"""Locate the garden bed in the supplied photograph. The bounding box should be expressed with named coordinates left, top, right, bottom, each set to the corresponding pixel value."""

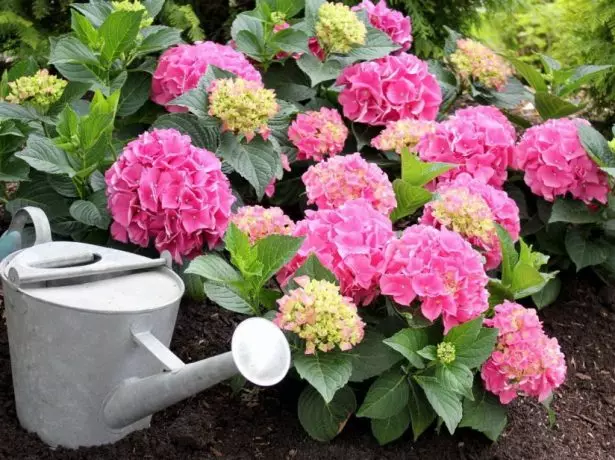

left=1, top=275, right=613, bottom=460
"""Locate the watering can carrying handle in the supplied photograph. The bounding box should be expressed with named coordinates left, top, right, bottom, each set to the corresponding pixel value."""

left=7, top=207, right=52, bottom=246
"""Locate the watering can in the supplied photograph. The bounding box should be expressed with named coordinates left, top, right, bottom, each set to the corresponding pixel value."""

left=0, top=207, right=292, bottom=448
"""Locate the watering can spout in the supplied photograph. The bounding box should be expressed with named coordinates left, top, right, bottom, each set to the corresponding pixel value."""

left=103, top=317, right=291, bottom=430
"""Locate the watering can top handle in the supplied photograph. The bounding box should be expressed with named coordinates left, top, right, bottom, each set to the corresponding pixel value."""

left=7, top=207, right=52, bottom=246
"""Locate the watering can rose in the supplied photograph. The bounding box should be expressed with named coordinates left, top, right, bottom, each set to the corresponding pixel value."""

left=105, top=128, right=235, bottom=263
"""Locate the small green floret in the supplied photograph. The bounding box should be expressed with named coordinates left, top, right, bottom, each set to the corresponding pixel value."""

left=6, top=69, right=67, bottom=110
left=315, top=2, right=366, bottom=55
left=437, top=342, right=456, bottom=364
left=270, top=11, right=286, bottom=25
left=608, top=138, right=615, bottom=154
left=112, top=0, right=153, bottom=28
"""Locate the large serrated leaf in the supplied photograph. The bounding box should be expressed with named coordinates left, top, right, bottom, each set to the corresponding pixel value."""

left=298, top=385, right=356, bottom=442
left=357, top=369, right=409, bottom=419
left=294, top=351, right=353, bottom=403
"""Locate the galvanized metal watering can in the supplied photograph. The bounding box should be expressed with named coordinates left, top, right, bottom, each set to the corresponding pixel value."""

left=0, top=207, right=292, bottom=448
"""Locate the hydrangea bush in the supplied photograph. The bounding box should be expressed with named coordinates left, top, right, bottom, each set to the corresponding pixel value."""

left=8, top=0, right=615, bottom=448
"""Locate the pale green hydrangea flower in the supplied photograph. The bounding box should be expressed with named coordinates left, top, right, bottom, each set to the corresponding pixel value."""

left=112, top=0, right=154, bottom=28
left=315, top=2, right=366, bottom=55
left=6, top=69, right=67, bottom=110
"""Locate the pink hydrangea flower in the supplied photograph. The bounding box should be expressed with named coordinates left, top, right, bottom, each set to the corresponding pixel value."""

left=288, top=108, right=348, bottom=161
left=379, top=224, right=489, bottom=332
left=151, top=41, right=262, bottom=112
left=278, top=199, right=394, bottom=306
left=105, top=128, right=235, bottom=263
left=231, top=205, right=295, bottom=244
left=420, top=173, right=520, bottom=270
left=417, top=106, right=517, bottom=188
left=481, top=301, right=567, bottom=404
left=336, top=54, right=442, bottom=126
left=514, top=118, right=610, bottom=204
left=265, top=153, right=291, bottom=198
left=352, top=0, right=412, bottom=52
left=302, top=153, right=396, bottom=215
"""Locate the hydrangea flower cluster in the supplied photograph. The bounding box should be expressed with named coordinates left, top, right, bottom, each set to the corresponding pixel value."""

left=288, top=108, right=348, bottom=161
left=208, top=78, right=278, bottom=141
left=151, top=41, right=262, bottom=112
left=352, top=0, right=412, bottom=52
left=105, top=128, right=234, bottom=263
left=302, top=153, right=396, bottom=215
left=421, top=173, right=520, bottom=270
left=450, top=39, right=512, bottom=91
left=481, top=301, right=567, bottom=404
left=278, top=199, right=394, bottom=306
left=6, top=69, right=67, bottom=109
left=308, top=37, right=326, bottom=61
left=417, top=106, right=516, bottom=188
left=379, top=225, right=489, bottom=332
left=112, top=0, right=153, bottom=27
left=371, top=119, right=436, bottom=154
left=336, top=54, right=442, bottom=126
left=315, top=2, right=367, bottom=55
left=274, top=276, right=365, bottom=354
left=514, top=118, right=610, bottom=204
left=231, top=206, right=295, bottom=244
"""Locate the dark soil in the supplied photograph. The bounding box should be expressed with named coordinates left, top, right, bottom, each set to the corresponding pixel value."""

left=1, top=275, right=614, bottom=460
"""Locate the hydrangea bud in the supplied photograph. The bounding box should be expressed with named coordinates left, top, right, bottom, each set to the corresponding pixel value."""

left=437, top=342, right=456, bottom=364
left=208, top=78, right=279, bottom=141
left=274, top=276, right=365, bottom=354
left=450, top=39, right=512, bottom=91
left=111, top=0, right=154, bottom=28
left=371, top=119, right=436, bottom=154
left=315, top=2, right=366, bottom=54
left=6, top=69, right=67, bottom=110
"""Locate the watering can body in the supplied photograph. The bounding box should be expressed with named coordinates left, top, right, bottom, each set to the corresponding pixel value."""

left=1, top=207, right=292, bottom=448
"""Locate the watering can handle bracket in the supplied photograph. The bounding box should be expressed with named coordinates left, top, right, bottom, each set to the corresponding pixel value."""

left=131, top=329, right=185, bottom=372
left=7, top=207, right=52, bottom=246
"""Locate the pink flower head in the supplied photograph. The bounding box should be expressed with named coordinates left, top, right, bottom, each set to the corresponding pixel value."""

left=371, top=119, right=436, bottom=154
left=274, top=276, right=365, bottom=354
left=481, top=301, right=567, bottom=404
left=151, top=41, right=262, bottom=112
left=336, top=54, right=442, bottom=126
left=231, top=205, right=295, bottom=244
left=379, top=224, right=489, bottom=332
left=105, top=128, right=235, bottom=263
left=302, top=153, right=396, bottom=215
left=352, top=0, right=412, bottom=52
left=514, top=118, right=610, bottom=204
left=420, top=173, right=520, bottom=270
left=278, top=199, right=395, bottom=306
left=417, top=106, right=517, bottom=188
left=288, top=108, right=348, bottom=161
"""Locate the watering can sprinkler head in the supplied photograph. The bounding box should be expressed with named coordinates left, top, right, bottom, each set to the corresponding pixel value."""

left=102, top=317, right=291, bottom=431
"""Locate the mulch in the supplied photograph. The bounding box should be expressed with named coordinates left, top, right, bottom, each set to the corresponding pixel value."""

left=0, top=273, right=614, bottom=460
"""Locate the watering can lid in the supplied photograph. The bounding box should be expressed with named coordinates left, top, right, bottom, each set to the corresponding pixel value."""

left=2, top=241, right=184, bottom=313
